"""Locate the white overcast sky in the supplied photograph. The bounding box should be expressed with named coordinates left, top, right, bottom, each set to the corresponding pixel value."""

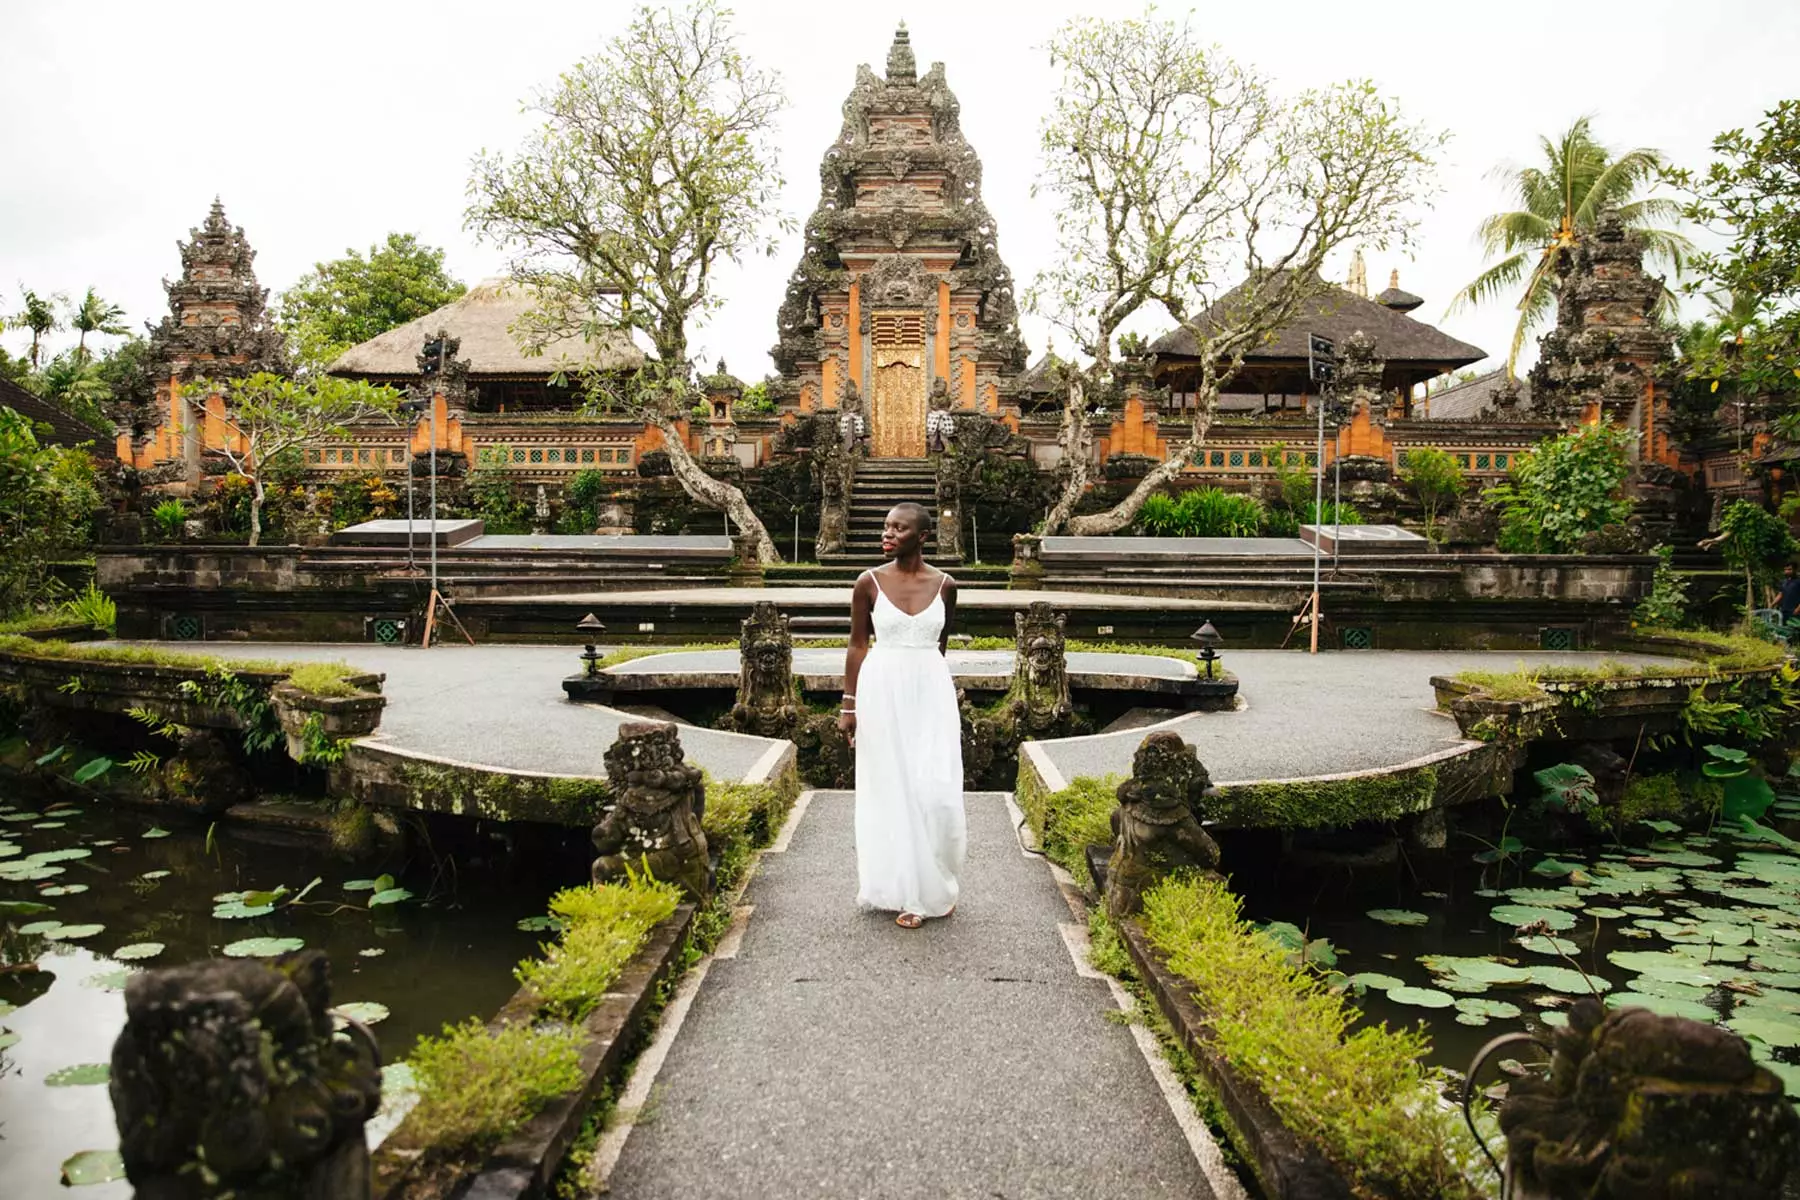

left=3, top=0, right=1796, bottom=380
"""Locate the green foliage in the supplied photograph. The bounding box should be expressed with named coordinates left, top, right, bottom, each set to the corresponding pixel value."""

left=1211, top=769, right=1438, bottom=829
left=1134, top=488, right=1264, bottom=537
left=1452, top=668, right=1551, bottom=702
left=1485, top=424, right=1635, bottom=553
left=1532, top=762, right=1600, bottom=815
left=468, top=445, right=529, bottom=533
left=516, top=876, right=684, bottom=1021
left=1449, top=115, right=1690, bottom=372
left=276, top=233, right=466, bottom=367
left=1596, top=772, right=1722, bottom=834
left=561, top=469, right=611, bottom=533
left=1399, top=446, right=1465, bottom=537
left=150, top=499, right=188, bottom=541
left=1142, top=875, right=1487, bottom=1198
left=1634, top=545, right=1692, bottom=628
left=7, top=286, right=64, bottom=368
left=1714, top=499, right=1798, bottom=613
left=0, top=406, right=100, bottom=613
left=1018, top=774, right=1121, bottom=886
left=57, top=584, right=115, bottom=634
left=283, top=661, right=367, bottom=699
left=405, top=1018, right=585, bottom=1151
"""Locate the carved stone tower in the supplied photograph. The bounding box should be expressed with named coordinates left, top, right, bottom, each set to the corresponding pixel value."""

left=124, top=199, right=286, bottom=485
left=1528, top=211, right=1680, bottom=467
left=771, top=24, right=1028, bottom=457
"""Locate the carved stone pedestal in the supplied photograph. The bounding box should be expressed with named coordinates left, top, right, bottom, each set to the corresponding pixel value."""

left=1104, top=731, right=1221, bottom=918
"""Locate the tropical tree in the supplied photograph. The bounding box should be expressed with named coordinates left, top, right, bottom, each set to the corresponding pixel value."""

left=1029, top=10, right=1443, bottom=535
left=34, top=352, right=112, bottom=429
left=1484, top=424, right=1635, bottom=553
left=8, top=287, right=64, bottom=369
left=466, top=0, right=788, bottom=561
left=197, top=373, right=400, bottom=545
left=1448, top=116, right=1693, bottom=375
left=277, top=233, right=467, bottom=368
left=69, top=287, right=128, bottom=362
left=1705, top=499, right=1798, bottom=617
left=0, top=406, right=101, bottom=614
left=1398, top=446, right=1465, bottom=539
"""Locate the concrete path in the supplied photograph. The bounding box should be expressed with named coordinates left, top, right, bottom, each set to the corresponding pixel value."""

left=483, top=584, right=1281, bottom=613
left=141, top=642, right=782, bottom=781
left=606, top=646, right=1195, bottom=682
left=1036, top=649, right=1681, bottom=786
left=601, top=791, right=1221, bottom=1199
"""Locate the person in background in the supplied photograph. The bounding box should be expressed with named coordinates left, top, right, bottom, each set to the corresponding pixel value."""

left=1778, top=563, right=1800, bottom=624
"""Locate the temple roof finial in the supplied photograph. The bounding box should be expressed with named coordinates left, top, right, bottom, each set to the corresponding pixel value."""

left=887, top=22, right=916, bottom=83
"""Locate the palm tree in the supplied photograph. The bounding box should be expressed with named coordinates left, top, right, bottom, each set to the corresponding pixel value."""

left=1448, top=116, right=1694, bottom=376
left=70, top=287, right=127, bottom=362
left=8, top=287, right=64, bottom=369
left=36, top=352, right=112, bottom=424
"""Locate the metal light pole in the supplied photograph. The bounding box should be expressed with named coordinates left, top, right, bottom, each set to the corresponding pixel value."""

left=1306, top=334, right=1336, bottom=655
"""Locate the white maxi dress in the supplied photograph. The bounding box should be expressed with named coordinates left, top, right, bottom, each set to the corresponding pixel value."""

left=854, top=571, right=966, bottom=917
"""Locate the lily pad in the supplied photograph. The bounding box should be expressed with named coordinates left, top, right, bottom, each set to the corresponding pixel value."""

left=1638, top=819, right=1682, bottom=834
left=1348, top=972, right=1405, bottom=992
left=1530, top=857, right=1586, bottom=877
left=19, top=919, right=62, bottom=935
left=1387, top=986, right=1456, bottom=1009
left=113, top=942, right=164, bottom=961
left=0, top=899, right=53, bottom=915
left=27, top=848, right=91, bottom=864
left=357, top=947, right=385, bottom=958
left=139, top=870, right=170, bottom=880
left=368, top=887, right=415, bottom=908
left=1453, top=997, right=1522, bottom=1026
left=1504, top=888, right=1585, bottom=910
left=1490, top=904, right=1577, bottom=932
left=60, top=1149, right=126, bottom=1186
left=1528, top=965, right=1610, bottom=995
left=1538, top=1011, right=1569, bottom=1028
left=45, top=1063, right=110, bottom=1086
left=212, top=900, right=276, bottom=920
left=1421, top=955, right=1534, bottom=986
left=44, top=923, right=104, bottom=941
left=81, top=969, right=132, bottom=991
left=333, top=1001, right=390, bottom=1025
left=1613, top=991, right=1718, bottom=1021
left=1516, top=934, right=1582, bottom=956
left=1629, top=974, right=1714, bottom=1001
left=39, top=883, right=88, bottom=896
left=0, top=1030, right=19, bottom=1050
left=140, top=827, right=170, bottom=839
left=1585, top=907, right=1629, bottom=920
left=222, top=936, right=305, bottom=958
left=342, top=878, right=381, bottom=892
left=1366, top=908, right=1429, bottom=926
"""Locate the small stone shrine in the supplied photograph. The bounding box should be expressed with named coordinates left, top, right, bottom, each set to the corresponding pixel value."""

left=594, top=722, right=711, bottom=902
left=1105, top=731, right=1222, bottom=918
left=109, top=950, right=381, bottom=1199
left=1498, top=997, right=1799, bottom=1199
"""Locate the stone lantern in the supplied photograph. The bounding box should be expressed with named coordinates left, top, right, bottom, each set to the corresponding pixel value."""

left=699, top=359, right=742, bottom=463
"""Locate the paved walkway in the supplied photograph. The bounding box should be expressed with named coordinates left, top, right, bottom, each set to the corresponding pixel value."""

left=601, top=791, right=1220, bottom=1199
left=1037, top=649, right=1680, bottom=786
left=607, top=647, right=1194, bottom=683
left=482, top=585, right=1282, bottom=613
left=145, top=643, right=781, bottom=781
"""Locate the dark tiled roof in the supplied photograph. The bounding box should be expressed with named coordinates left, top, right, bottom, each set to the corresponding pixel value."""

left=1150, top=277, right=1485, bottom=368
left=1419, top=369, right=1530, bottom=421
left=0, top=376, right=113, bottom=455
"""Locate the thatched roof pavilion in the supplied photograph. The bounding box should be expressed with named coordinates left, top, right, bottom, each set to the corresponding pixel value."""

left=328, top=279, right=643, bottom=412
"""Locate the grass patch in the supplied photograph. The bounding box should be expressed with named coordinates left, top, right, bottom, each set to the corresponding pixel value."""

left=516, top=877, right=685, bottom=1022
left=1210, top=768, right=1439, bottom=829
left=1142, top=874, right=1489, bottom=1199
left=1635, top=625, right=1788, bottom=671
left=0, top=610, right=90, bottom=634
left=0, top=636, right=368, bottom=692
left=1016, top=769, right=1121, bottom=888
left=404, top=1019, right=586, bottom=1152
left=1451, top=632, right=1787, bottom=705
left=282, top=661, right=368, bottom=698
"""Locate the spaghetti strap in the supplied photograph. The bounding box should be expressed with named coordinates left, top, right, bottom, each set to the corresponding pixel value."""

left=866, top=569, right=890, bottom=605
left=935, top=570, right=948, bottom=595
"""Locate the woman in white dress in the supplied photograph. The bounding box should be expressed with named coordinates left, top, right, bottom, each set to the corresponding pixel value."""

left=839, top=502, right=966, bottom=928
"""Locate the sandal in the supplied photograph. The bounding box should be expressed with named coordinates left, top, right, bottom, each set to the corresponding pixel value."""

left=895, top=912, right=924, bottom=929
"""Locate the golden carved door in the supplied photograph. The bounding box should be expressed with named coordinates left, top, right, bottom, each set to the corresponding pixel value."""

left=870, top=311, right=926, bottom=457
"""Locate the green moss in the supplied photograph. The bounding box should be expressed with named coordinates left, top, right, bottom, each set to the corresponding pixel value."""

left=1590, top=772, right=1724, bottom=834
left=404, top=1019, right=586, bottom=1152
left=516, top=877, right=685, bottom=1022
left=0, top=636, right=368, bottom=691
left=328, top=803, right=378, bottom=855
left=1450, top=668, right=1550, bottom=702
left=283, top=661, right=367, bottom=698
left=392, top=760, right=611, bottom=825
left=0, top=611, right=89, bottom=634
left=1142, top=875, right=1488, bottom=1199
left=1634, top=626, right=1788, bottom=671
left=1211, top=768, right=1438, bottom=829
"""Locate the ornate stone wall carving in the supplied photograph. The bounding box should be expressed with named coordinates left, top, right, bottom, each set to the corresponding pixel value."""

left=110, top=950, right=381, bottom=1198
left=593, top=722, right=710, bottom=902
left=1499, top=997, right=1799, bottom=1199
left=1104, top=732, right=1222, bottom=917
left=725, top=601, right=800, bottom=738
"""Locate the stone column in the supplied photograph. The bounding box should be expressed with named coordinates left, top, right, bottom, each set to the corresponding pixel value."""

left=109, top=950, right=381, bottom=1199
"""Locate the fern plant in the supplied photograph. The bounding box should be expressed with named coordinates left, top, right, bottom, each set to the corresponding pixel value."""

left=59, top=583, right=116, bottom=634
left=151, top=500, right=189, bottom=542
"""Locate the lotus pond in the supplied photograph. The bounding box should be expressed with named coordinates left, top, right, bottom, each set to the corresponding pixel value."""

left=0, top=793, right=562, bottom=1197
left=1237, top=800, right=1800, bottom=1099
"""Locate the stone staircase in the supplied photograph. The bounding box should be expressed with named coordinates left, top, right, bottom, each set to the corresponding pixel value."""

left=809, top=458, right=994, bottom=583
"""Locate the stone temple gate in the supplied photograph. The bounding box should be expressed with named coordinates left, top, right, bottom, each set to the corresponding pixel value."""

left=769, top=24, right=1030, bottom=456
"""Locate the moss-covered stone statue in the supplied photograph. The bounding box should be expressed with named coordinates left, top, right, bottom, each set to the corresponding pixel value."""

left=593, top=721, right=710, bottom=902
left=1006, top=601, right=1074, bottom=736
left=1499, top=997, right=1799, bottom=1199
left=109, top=950, right=381, bottom=1199
left=1105, top=731, right=1221, bottom=918
left=723, top=601, right=800, bottom=739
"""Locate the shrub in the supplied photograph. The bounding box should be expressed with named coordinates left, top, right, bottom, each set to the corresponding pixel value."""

left=1399, top=446, right=1466, bottom=536
left=514, top=877, right=683, bottom=1021
left=405, top=1019, right=585, bottom=1151
left=1142, top=875, right=1487, bottom=1199
left=283, top=661, right=366, bottom=698
left=58, top=583, right=115, bottom=634
left=1634, top=545, right=1692, bottom=628
left=1018, top=774, right=1120, bottom=885
left=1134, top=488, right=1264, bottom=537
left=151, top=499, right=189, bottom=542
left=1485, top=424, right=1634, bottom=553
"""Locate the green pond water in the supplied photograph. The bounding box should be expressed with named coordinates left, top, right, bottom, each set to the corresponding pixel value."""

left=0, top=793, right=560, bottom=1198
left=1239, top=806, right=1800, bottom=1098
